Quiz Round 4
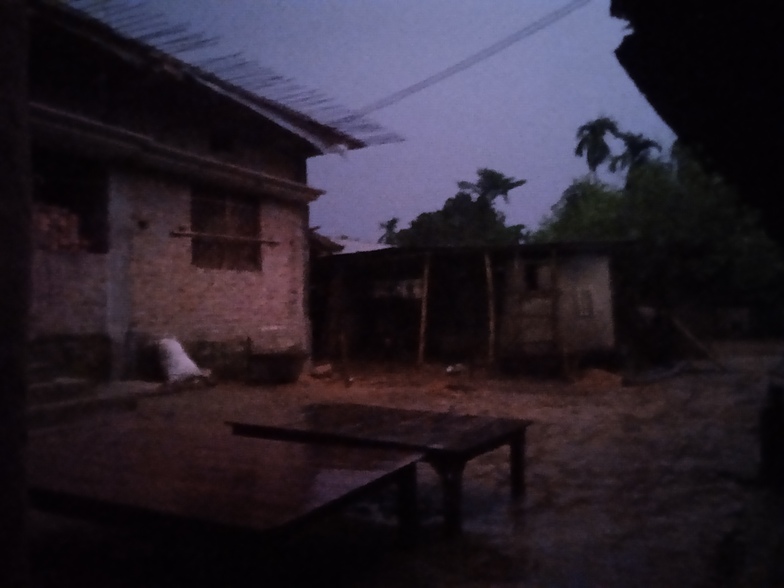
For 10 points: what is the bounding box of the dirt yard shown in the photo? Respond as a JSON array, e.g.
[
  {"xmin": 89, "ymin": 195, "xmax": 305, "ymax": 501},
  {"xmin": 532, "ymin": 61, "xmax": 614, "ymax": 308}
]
[{"xmin": 28, "ymin": 345, "xmax": 784, "ymax": 587}]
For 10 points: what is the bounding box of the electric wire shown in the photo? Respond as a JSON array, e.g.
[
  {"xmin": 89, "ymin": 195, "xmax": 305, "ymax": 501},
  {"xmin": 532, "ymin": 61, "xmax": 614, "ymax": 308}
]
[{"xmin": 345, "ymin": 0, "xmax": 592, "ymax": 120}]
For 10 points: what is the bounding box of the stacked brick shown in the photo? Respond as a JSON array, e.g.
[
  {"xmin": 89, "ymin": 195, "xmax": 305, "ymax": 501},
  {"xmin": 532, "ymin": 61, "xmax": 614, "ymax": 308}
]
[{"xmin": 33, "ymin": 202, "xmax": 87, "ymax": 251}]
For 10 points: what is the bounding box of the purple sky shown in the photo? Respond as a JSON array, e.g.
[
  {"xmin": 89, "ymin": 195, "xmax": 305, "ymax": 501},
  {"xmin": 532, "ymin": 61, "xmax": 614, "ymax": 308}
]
[{"xmin": 156, "ymin": 0, "xmax": 676, "ymax": 241}]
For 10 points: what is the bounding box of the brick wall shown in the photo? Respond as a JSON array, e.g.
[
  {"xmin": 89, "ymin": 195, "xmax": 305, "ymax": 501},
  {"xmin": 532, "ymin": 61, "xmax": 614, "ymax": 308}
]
[
  {"xmin": 118, "ymin": 172, "xmax": 309, "ymax": 357},
  {"xmin": 30, "ymin": 250, "xmax": 107, "ymax": 336},
  {"xmin": 29, "ymin": 167, "xmax": 311, "ymax": 380}
]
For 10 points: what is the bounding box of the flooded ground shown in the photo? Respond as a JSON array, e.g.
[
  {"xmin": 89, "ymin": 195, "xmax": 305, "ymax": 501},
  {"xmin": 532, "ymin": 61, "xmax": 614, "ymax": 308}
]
[{"xmin": 28, "ymin": 346, "xmax": 784, "ymax": 587}]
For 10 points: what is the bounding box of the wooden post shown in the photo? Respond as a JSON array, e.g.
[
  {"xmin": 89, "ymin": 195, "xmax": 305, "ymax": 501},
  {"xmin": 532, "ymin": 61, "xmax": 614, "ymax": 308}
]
[
  {"xmin": 484, "ymin": 251, "xmax": 496, "ymax": 365},
  {"xmin": 669, "ymin": 314, "xmax": 727, "ymax": 371},
  {"xmin": 549, "ymin": 248, "xmax": 567, "ymax": 375},
  {"xmin": 417, "ymin": 253, "xmax": 431, "ymax": 365},
  {"xmin": 335, "ymin": 269, "xmax": 352, "ymax": 386},
  {"xmin": 328, "ymin": 267, "xmax": 351, "ymax": 385}
]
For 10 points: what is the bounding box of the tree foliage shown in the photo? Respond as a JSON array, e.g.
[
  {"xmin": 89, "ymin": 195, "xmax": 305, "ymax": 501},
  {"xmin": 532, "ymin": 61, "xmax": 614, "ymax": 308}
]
[
  {"xmin": 535, "ymin": 177, "xmax": 624, "ymax": 243},
  {"xmin": 575, "ymin": 117, "xmax": 662, "ymax": 177},
  {"xmin": 379, "ymin": 168, "xmax": 527, "ymax": 247},
  {"xmin": 609, "ymin": 131, "xmax": 662, "ymax": 173},
  {"xmin": 536, "ymin": 142, "xmax": 784, "ymax": 307},
  {"xmin": 574, "ymin": 116, "xmax": 620, "ymax": 174}
]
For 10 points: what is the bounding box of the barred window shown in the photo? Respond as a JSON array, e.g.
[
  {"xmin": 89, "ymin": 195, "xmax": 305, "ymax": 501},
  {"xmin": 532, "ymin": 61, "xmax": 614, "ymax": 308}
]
[
  {"xmin": 190, "ymin": 190, "xmax": 261, "ymax": 271},
  {"xmin": 32, "ymin": 150, "xmax": 108, "ymax": 254}
]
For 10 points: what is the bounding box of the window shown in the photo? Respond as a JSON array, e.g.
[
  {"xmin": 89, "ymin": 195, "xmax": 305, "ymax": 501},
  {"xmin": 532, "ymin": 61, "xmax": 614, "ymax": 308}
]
[
  {"xmin": 190, "ymin": 189, "xmax": 261, "ymax": 271},
  {"xmin": 32, "ymin": 150, "xmax": 108, "ymax": 253}
]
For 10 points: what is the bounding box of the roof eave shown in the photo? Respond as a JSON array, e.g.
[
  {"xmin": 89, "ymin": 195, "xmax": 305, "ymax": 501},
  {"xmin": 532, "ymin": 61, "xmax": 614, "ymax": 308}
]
[{"xmin": 32, "ymin": 0, "xmax": 370, "ymax": 155}]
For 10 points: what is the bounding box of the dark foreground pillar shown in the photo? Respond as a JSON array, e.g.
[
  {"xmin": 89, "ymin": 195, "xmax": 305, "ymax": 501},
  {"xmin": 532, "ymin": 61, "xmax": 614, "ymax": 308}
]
[{"xmin": 760, "ymin": 365, "xmax": 784, "ymax": 486}]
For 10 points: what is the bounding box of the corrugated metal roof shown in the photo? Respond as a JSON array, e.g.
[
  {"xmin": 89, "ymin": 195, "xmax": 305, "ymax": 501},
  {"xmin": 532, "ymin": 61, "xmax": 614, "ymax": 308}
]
[
  {"xmin": 37, "ymin": 0, "xmax": 403, "ymax": 153},
  {"xmin": 326, "ymin": 240, "xmax": 623, "ymax": 261},
  {"xmin": 331, "ymin": 236, "xmax": 392, "ymax": 255}
]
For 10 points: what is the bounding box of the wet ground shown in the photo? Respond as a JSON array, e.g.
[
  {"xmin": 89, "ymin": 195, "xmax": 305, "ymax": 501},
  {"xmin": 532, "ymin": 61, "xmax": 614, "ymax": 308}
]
[{"xmin": 28, "ymin": 347, "xmax": 784, "ymax": 587}]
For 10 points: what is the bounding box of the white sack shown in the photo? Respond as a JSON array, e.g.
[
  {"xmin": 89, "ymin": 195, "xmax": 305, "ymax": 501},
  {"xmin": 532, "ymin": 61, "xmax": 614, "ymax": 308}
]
[{"xmin": 158, "ymin": 338, "xmax": 203, "ymax": 383}]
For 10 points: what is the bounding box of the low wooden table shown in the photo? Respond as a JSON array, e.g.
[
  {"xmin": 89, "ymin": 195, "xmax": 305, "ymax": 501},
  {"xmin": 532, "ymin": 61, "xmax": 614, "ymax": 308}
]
[
  {"xmin": 228, "ymin": 403, "xmax": 532, "ymax": 535},
  {"xmin": 27, "ymin": 417, "xmax": 421, "ymax": 542}
]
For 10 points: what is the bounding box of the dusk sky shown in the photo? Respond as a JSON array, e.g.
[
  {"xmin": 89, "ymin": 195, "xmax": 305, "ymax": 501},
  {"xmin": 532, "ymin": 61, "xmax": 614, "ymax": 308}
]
[{"xmin": 154, "ymin": 0, "xmax": 677, "ymax": 241}]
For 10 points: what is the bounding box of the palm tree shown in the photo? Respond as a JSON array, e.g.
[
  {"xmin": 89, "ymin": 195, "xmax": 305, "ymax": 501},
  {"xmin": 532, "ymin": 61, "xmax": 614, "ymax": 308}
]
[
  {"xmin": 574, "ymin": 117, "xmax": 621, "ymax": 174},
  {"xmin": 457, "ymin": 168, "xmax": 526, "ymax": 204},
  {"xmin": 609, "ymin": 132, "xmax": 662, "ymax": 173}
]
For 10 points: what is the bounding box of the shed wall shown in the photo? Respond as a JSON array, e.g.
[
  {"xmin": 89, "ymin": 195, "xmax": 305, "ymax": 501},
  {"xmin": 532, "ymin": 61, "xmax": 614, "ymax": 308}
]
[
  {"xmin": 557, "ymin": 254, "xmax": 615, "ymax": 352},
  {"xmin": 499, "ymin": 253, "xmax": 615, "ymax": 357}
]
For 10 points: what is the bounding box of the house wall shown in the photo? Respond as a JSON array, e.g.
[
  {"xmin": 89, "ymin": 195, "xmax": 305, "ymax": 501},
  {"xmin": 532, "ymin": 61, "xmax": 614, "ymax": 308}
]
[
  {"xmin": 29, "ymin": 167, "xmax": 310, "ymax": 380},
  {"xmin": 30, "ymin": 250, "xmax": 107, "ymax": 335},
  {"xmin": 26, "ymin": 9, "xmax": 327, "ymax": 382},
  {"xmin": 29, "ymin": 250, "xmax": 112, "ymax": 379},
  {"xmin": 118, "ymin": 171, "xmax": 308, "ymax": 367}
]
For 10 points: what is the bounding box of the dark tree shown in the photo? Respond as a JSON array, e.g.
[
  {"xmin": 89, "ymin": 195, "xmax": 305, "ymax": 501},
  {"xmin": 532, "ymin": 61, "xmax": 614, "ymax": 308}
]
[
  {"xmin": 378, "ymin": 217, "xmax": 400, "ymax": 245},
  {"xmin": 380, "ymin": 168, "xmax": 527, "ymax": 247},
  {"xmin": 574, "ymin": 116, "xmax": 620, "ymax": 175},
  {"xmin": 609, "ymin": 131, "xmax": 662, "ymax": 173},
  {"xmin": 536, "ymin": 142, "xmax": 784, "ymax": 309}
]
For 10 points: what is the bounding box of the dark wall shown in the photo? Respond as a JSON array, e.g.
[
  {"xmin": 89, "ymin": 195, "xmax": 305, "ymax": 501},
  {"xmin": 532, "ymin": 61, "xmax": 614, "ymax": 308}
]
[{"xmin": 610, "ymin": 1, "xmax": 784, "ymax": 245}]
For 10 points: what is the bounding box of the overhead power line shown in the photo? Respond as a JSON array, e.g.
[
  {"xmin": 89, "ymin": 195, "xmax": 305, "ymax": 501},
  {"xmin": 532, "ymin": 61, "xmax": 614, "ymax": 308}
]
[{"xmin": 346, "ymin": 0, "xmax": 592, "ymax": 120}]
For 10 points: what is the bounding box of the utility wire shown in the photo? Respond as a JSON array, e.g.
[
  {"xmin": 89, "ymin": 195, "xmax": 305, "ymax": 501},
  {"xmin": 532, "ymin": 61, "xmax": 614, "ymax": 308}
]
[{"xmin": 343, "ymin": 0, "xmax": 591, "ymax": 120}]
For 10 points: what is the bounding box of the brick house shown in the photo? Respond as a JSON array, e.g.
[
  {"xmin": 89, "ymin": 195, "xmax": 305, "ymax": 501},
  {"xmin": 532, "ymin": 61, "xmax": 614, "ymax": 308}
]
[{"xmin": 26, "ymin": 1, "xmax": 390, "ymax": 382}]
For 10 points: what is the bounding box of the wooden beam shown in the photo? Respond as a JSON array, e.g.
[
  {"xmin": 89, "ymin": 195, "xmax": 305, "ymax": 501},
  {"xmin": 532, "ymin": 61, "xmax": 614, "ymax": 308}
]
[
  {"xmin": 169, "ymin": 230, "xmax": 279, "ymax": 245},
  {"xmin": 549, "ymin": 248, "xmax": 568, "ymax": 376},
  {"xmin": 484, "ymin": 251, "xmax": 496, "ymax": 365},
  {"xmin": 334, "ymin": 269, "xmax": 352, "ymax": 386},
  {"xmin": 417, "ymin": 253, "xmax": 431, "ymax": 365}
]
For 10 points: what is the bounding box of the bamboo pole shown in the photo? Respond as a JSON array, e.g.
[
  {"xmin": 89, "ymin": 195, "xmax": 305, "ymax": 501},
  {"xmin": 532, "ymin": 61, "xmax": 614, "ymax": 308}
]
[
  {"xmin": 417, "ymin": 253, "xmax": 431, "ymax": 365},
  {"xmin": 668, "ymin": 314, "xmax": 727, "ymax": 371},
  {"xmin": 331, "ymin": 268, "xmax": 352, "ymax": 386},
  {"xmin": 549, "ymin": 248, "xmax": 568, "ymax": 376},
  {"xmin": 485, "ymin": 251, "xmax": 496, "ymax": 365}
]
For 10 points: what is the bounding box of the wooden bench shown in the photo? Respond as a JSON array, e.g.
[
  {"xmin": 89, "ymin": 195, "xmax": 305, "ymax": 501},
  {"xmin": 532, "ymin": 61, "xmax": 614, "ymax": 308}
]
[
  {"xmin": 27, "ymin": 417, "xmax": 421, "ymax": 543},
  {"xmin": 228, "ymin": 403, "xmax": 533, "ymax": 535}
]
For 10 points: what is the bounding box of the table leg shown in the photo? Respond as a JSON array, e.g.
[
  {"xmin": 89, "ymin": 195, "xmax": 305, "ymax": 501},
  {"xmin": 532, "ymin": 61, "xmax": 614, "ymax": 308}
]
[
  {"xmin": 397, "ymin": 463, "xmax": 418, "ymax": 547},
  {"xmin": 510, "ymin": 429, "xmax": 526, "ymax": 500},
  {"xmin": 432, "ymin": 459, "xmax": 466, "ymax": 536}
]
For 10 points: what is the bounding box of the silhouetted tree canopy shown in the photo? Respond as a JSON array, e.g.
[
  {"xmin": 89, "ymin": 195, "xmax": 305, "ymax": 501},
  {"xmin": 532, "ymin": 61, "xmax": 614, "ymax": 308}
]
[
  {"xmin": 536, "ymin": 141, "xmax": 784, "ymax": 307},
  {"xmin": 379, "ymin": 168, "xmax": 527, "ymax": 247}
]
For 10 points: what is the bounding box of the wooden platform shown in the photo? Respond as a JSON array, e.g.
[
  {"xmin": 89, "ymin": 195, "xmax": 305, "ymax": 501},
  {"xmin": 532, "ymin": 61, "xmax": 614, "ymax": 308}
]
[
  {"xmin": 228, "ymin": 403, "xmax": 533, "ymax": 535},
  {"xmin": 27, "ymin": 417, "xmax": 421, "ymax": 540}
]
